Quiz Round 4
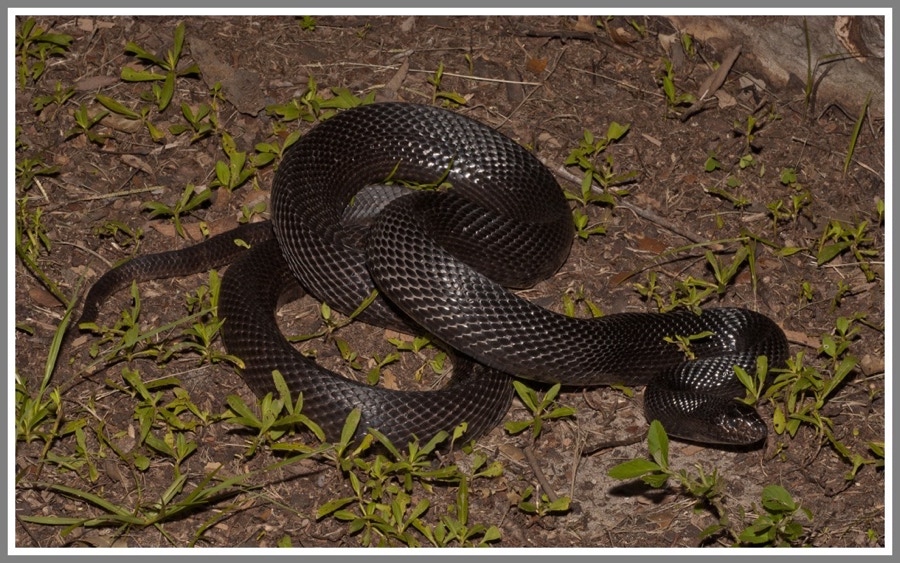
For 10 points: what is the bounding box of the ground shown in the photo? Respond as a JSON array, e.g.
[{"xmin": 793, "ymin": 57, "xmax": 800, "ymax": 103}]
[{"xmin": 14, "ymin": 15, "xmax": 886, "ymax": 549}]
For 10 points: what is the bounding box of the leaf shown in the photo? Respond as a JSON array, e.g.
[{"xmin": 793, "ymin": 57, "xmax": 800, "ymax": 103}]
[
  {"xmin": 606, "ymin": 121, "xmax": 630, "ymax": 141},
  {"xmin": 225, "ymin": 394, "xmax": 261, "ymax": 427},
  {"xmin": 121, "ymin": 67, "xmax": 167, "ymax": 82},
  {"xmin": 816, "ymin": 241, "xmax": 852, "ymax": 265},
  {"xmin": 772, "ymin": 404, "xmax": 787, "ymax": 434},
  {"xmin": 607, "ymin": 458, "xmax": 661, "ymax": 480},
  {"xmin": 95, "ymin": 95, "xmax": 140, "ymax": 119},
  {"xmin": 547, "ymin": 497, "xmax": 572, "ymax": 512},
  {"xmin": 761, "ymin": 485, "xmax": 797, "ymax": 514},
  {"xmin": 367, "ymin": 426, "xmax": 402, "ymax": 460},
  {"xmin": 338, "ymin": 408, "xmax": 361, "ymax": 451},
  {"xmin": 159, "ymin": 70, "xmax": 176, "ymax": 111},
  {"xmin": 738, "ymin": 519, "xmax": 775, "ymax": 545},
  {"xmin": 316, "ymin": 496, "xmax": 355, "ymax": 519},
  {"xmin": 503, "ymin": 419, "xmax": 532, "ymax": 435},
  {"xmin": 641, "ymin": 472, "xmax": 670, "ymax": 488},
  {"xmin": 647, "ymin": 420, "xmax": 669, "ymax": 470},
  {"xmin": 511, "ymin": 380, "xmax": 538, "ymax": 411},
  {"xmin": 546, "ymin": 405, "xmax": 577, "ymax": 419}
]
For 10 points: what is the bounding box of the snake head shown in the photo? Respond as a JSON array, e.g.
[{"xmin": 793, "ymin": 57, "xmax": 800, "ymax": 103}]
[
  {"xmin": 705, "ymin": 400, "xmax": 768, "ymax": 445},
  {"xmin": 644, "ymin": 388, "xmax": 768, "ymax": 446}
]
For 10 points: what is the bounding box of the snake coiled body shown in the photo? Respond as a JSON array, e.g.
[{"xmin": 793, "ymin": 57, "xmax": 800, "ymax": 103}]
[{"xmin": 78, "ymin": 102, "xmax": 789, "ymax": 447}]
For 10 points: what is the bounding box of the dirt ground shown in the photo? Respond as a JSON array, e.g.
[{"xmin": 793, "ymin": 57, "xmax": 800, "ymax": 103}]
[{"xmin": 14, "ymin": 15, "xmax": 886, "ymax": 549}]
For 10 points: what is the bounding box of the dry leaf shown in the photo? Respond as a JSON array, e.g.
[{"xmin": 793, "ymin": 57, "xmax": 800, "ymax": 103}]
[
  {"xmin": 573, "ymin": 16, "xmax": 596, "ymax": 33},
  {"xmin": 525, "ymin": 56, "xmax": 547, "ymax": 75}
]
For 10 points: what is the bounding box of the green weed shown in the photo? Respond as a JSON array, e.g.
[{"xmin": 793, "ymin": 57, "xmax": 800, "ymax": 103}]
[
  {"xmin": 266, "ymin": 75, "xmax": 376, "ymax": 123},
  {"xmin": 121, "ymin": 21, "xmax": 201, "ymax": 111},
  {"xmin": 224, "ymin": 371, "xmax": 326, "ymax": 458},
  {"xmin": 15, "ymin": 18, "xmax": 73, "ymax": 89},
  {"xmin": 32, "ymin": 80, "xmax": 75, "ymax": 114},
  {"xmin": 142, "ymin": 184, "xmax": 213, "ymax": 238},
  {"xmin": 816, "ymin": 217, "xmax": 879, "ymax": 282},
  {"xmin": 92, "ymin": 221, "xmax": 144, "ymax": 255},
  {"xmin": 734, "ymin": 485, "xmax": 813, "ymax": 546},
  {"xmin": 65, "ymin": 104, "xmax": 110, "ymax": 145},
  {"xmin": 562, "ymin": 285, "xmax": 603, "ymax": 318},
  {"xmin": 15, "ymin": 197, "xmax": 71, "ymax": 306},
  {"xmin": 514, "ymin": 485, "xmax": 571, "ymax": 519},
  {"xmin": 658, "ymin": 58, "xmax": 696, "ymax": 114},
  {"xmin": 170, "ymin": 101, "xmax": 217, "ymax": 143},
  {"xmin": 316, "ymin": 411, "xmax": 503, "ymax": 547},
  {"xmin": 298, "ymin": 16, "xmax": 317, "ymax": 31},
  {"xmin": 210, "ymin": 133, "xmax": 256, "ymax": 192},
  {"xmin": 96, "ymin": 94, "xmax": 167, "ymax": 143},
  {"xmin": 608, "ymin": 421, "xmax": 813, "ymax": 546},
  {"xmin": 428, "ymin": 62, "xmax": 468, "ymax": 107},
  {"xmin": 15, "ymin": 156, "xmax": 59, "ymax": 193},
  {"xmin": 564, "ymin": 123, "xmax": 635, "ymax": 240},
  {"xmin": 504, "ymin": 382, "xmax": 576, "ymax": 440}
]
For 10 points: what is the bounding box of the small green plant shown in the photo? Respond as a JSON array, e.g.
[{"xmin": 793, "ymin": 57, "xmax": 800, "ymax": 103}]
[
  {"xmin": 608, "ymin": 420, "xmax": 723, "ymax": 501},
  {"xmin": 734, "ymin": 356, "xmax": 772, "ymax": 407},
  {"xmin": 515, "ymin": 485, "xmax": 571, "ymax": 519},
  {"xmin": 252, "ymin": 127, "xmax": 302, "ymax": 169},
  {"xmin": 754, "ymin": 315, "xmax": 883, "ymax": 479},
  {"xmin": 628, "ymin": 19, "xmax": 647, "ymax": 37},
  {"xmin": 15, "ymin": 197, "xmax": 71, "ymax": 306},
  {"xmin": 504, "ymin": 382, "xmax": 576, "ymax": 439},
  {"xmin": 16, "ymin": 156, "xmax": 59, "ymax": 192},
  {"xmin": 704, "ymin": 152, "xmax": 722, "ymax": 172},
  {"xmin": 65, "ymin": 104, "xmax": 110, "ymax": 145},
  {"xmin": 159, "ymin": 271, "xmax": 244, "ymax": 368},
  {"xmin": 15, "ymin": 303, "xmax": 74, "ymax": 446},
  {"xmin": 169, "ymin": 102, "xmax": 217, "ymax": 143},
  {"xmin": 95, "ymin": 94, "xmax": 167, "ymax": 142},
  {"xmin": 734, "ymin": 113, "xmax": 762, "ymax": 155},
  {"xmin": 562, "ymin": 285, "xmax": 603, "ymax": 318},
  {"xmin": 16, "ymin": 198, "xmax": 52, "ymax": 262},
  {"xmin": 15, "ymin": 18, "xmax": 73, "ymax": 89},
  {"xmin": 564, "ymin": 123, "xmax": 635, "ymax": 193},
  {"xmin": 80, "ymin": 282, "xmax": 155, "ymax": 362},
  {"xmin": 634, "ymin": 270, "xmax": 717, "ymax": 314},
  {"xmin": 298, "ymin": 16, "xmax": 317, "ymax": 31},
  {"xmin": 663, "ymin": 330, "xmax": 715, "ymax": 361},
  {"xmin": 734, "ymin": 485, "xmax": 813, "ymax": 546},
  {"xmin": 658, "ymin": 58, "xmax": 695, "ymax": 114},
  {"xmin": 32, "ymin": 80, "xmax": 75, "ymax": 114},
  {"xmin": 680, "ymin": 32, "xmax": 696, "ymax": 58},
  {"xmin": 816, "ymin": 217, "xmax": 879, "ymax": 282},
  {"xmin": 142, "ymin": 184, "xmax": 213, "ymax": 238},
  {"xmin": 564, "ymin": 123, "xmax": 635, "ymax": 240},
  {"xmin": 766, "ymin": 168, "xmax": 813, "ymax": 234},
  {"xmin": 289, "ymin": 290, "xmax": 380, "ymax": 345},
  {"xmin": 121, "ymin": 21, "xmax": 201, "ymax": 111},
  {"xmin": 210, "ymin": 133, "xmax": 256, "ymax": 192},
  {"xmin": 266, "ymin": 76, "xmax": 376, "ymax": 123},
  {"xmin": 705, "ymin": 182, "xmax": 752, "ymax": 209},
  {"xmin": 92, "ymin": 220, "xmax": 144, "ymax": 254},
  {"xmin": 224, "ymin": 371, "xmax": 326, "ymax": 457},
  {"xmin": 19, "ymin": 444, "xmax": 324, "ymax": 541},
  {"xmin": 608, "ymin": 421, "xmax": 813, "ymax": 546},
  {"xmin": 427, "ymin": 62, "xmax": 468, "ymax": 106},
  {"xmin": 238, "ymin": 201, "xmax": 268, "ymax": 224}
]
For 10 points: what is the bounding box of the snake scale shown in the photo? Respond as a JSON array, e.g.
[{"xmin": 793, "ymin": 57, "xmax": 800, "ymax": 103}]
[{"xmin": 77, "ymin": 102, "xmax": 789, "ymax": 447}]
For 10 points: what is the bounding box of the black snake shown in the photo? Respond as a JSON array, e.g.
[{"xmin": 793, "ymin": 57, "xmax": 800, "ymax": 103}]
[{"xmin": 77, "ymin": 102, "xmax": 789, "ymax": 447}]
